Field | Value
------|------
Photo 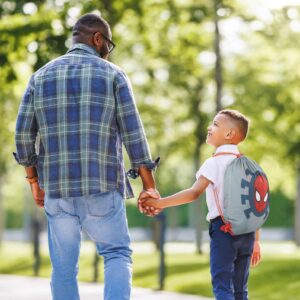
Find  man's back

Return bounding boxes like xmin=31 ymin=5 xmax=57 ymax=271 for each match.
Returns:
xmin=15 ymin=43 xmax=152 ymax=198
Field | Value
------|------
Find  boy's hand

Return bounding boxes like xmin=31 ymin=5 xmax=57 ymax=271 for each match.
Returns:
xmin=251 ymin=241 xmax=262 ymax=267
xmin=143 ymin=197 xmax=162 ymax=209
xmin=30 ymin=182 xmax=45 ymax=208
xmin=138 ymin=189 xmax=162 ymax=216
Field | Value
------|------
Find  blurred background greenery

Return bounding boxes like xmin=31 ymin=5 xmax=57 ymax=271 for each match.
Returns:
xmin=0 ymin=0 xmax=299 ymax=298
xmin=0 ymin=0 xmax=299 ymax=233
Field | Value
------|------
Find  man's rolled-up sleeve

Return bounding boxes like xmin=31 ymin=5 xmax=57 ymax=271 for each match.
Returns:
xmin=114 ymin=70 xmax=154 ymax=170
xmin=14 ymin=76 xmax=38 ymax=167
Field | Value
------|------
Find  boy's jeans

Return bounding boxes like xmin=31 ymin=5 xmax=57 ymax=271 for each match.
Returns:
xmin=209 ymin=217 xmax=255 ymax=300
xmin=44 ymin=190 xmax=132 ymax=300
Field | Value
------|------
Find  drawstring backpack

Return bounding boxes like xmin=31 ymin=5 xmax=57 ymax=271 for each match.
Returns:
xmin=213 ymin=152 xmax=270 ymax=235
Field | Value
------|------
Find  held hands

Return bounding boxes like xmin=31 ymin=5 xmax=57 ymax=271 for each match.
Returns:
xmin=138 ymin=188 xmax=163 ymax=217
xmin=251 ymin=241 xmax=262 ymax=267
xmin=30 ymin=182 xmax=45 ymax=208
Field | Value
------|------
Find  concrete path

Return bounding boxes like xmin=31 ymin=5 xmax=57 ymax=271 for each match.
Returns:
xmin=0 ymin=275 xmax=213 ymax=300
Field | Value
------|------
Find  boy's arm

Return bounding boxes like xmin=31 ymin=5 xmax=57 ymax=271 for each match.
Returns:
xmin=251 ymin=230 xmax=262 ymax=267
xmin=143 ymin=176 xmax=211 ymax=209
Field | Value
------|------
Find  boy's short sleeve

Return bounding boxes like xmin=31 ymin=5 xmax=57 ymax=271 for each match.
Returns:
xmin=196 ymin=157 xmax=217 ymax=184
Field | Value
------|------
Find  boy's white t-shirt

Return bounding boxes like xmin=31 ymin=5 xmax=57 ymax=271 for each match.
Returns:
xmin=196 ymin=144 xmax=240 ymax=221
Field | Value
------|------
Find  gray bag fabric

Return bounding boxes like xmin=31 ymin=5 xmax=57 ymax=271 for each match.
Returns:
xmin=215 ymin=155 xmax=270 ymax=235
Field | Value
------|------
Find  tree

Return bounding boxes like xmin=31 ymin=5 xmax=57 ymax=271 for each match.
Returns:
xmin=213 ymin=0 xmax=223 ymax=112
xmin=224 ymin=3 xmax=300 ymax=242
xmin=0 ymin=0 xmax=298 ymax=251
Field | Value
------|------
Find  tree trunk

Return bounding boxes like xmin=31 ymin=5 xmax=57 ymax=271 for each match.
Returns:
xmin=214 ymin=0 xmax=223 ymax=112
xmin=295 ymin=162 xmax=300 ymax=246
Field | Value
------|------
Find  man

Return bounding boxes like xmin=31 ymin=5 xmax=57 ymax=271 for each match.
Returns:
xmin=15 ymin=13 xmax=160 ymax=300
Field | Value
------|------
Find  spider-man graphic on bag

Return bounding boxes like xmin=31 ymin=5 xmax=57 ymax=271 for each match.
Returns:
xmin=242 ymin=171 xmax=269 ymax=219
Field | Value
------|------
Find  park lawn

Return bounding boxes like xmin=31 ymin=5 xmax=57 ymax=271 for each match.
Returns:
xmin=0 ymin=241 xmax=300 ymax=300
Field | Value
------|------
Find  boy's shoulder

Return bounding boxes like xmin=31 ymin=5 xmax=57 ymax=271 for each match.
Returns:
xmin=202 ymin=156 xmax=218 ymax=168
xmin=202 ymin=153 xmax=232 ymax=166
xmin=196 ymin=156 xmax=218 ymax=181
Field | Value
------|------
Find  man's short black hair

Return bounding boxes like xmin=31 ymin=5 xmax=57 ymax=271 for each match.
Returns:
xmin=72 ymin=13 xmax=110 ymax=36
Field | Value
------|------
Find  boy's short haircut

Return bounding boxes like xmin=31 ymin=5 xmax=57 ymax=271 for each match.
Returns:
xmin=218 ymin=109 xmax=250 ymax=141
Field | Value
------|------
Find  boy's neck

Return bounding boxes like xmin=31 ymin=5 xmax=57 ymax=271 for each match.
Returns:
xmin=215 ymin=144 xmax=239 ymax=153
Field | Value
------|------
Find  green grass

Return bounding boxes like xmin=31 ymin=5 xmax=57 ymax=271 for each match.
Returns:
xmin=0 ymin=241 xmax=300 ymax=300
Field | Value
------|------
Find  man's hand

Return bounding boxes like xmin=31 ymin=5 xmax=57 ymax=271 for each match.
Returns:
xmin=251 ymin=241 xmax=262 ymax=267
xmin=143 ymin=197 xmax=162 ymax=209
xmin=138 ymin=188 xmax=162 ymax=217
xmin=30 ymin=182 xmax=45 ymax=208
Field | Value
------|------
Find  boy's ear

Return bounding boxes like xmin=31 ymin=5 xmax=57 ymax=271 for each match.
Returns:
xmin=225 ymin=128 xmax=236 ymax=140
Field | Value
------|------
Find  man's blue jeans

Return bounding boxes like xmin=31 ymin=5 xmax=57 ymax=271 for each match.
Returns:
xmin=44 ymin=190 xmax=132 ymax=300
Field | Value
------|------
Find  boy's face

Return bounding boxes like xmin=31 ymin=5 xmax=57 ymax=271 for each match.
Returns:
xmin=206 ymin=114 xmax=235 ymax=148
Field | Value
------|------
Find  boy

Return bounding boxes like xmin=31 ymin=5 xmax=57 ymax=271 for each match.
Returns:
xmin=141 ymin=109 xmax=261 ymax=300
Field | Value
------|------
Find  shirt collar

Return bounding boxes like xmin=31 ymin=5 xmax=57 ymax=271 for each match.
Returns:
xmin=67 ymin=43 xmax=100 ymax=57
xmin=215 ymin=144 xmax=239 ymax=154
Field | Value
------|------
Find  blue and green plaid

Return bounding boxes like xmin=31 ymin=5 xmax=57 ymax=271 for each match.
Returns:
xmin=15 ymin=43 xmax=153 ymax=199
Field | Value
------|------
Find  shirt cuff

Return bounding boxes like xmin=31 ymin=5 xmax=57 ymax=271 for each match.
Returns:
xmin=127 ymin=157 xmax=160 ymax=179
xmin=13 ymin=152 xmax=38 ymax=167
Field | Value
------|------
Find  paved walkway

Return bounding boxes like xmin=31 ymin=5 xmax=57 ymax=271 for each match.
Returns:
xmin=0 ymin=275 xmax=213 ymax=300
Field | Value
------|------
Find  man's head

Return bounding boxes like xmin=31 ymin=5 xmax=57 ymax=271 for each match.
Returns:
xmin=72 ymin=13 xmax=115 ymax=59
xmin=206 ymin=109 xmax=249 ymax=148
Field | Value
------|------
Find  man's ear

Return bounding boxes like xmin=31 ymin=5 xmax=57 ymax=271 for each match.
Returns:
xmin=92 ymin=32 xmax=103 ymax=48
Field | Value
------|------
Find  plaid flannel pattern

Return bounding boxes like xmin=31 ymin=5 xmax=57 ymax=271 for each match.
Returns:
xmin=15 ymin=43 xmax=153 ymax=199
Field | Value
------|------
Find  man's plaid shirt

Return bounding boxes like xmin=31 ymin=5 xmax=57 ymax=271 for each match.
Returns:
xmin=15 ymin=43 xmax=154 ymax=199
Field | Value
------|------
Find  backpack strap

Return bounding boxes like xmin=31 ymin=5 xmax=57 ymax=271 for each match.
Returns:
xmin=213 ymin=152 xmax=243 ymax=158
xmin=212 ymin=188 xmax=233 ymax=235
xmin=211 ymin=151 xmax=242 ymax=235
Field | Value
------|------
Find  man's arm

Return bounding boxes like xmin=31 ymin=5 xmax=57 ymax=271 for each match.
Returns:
xmin=114 ymin=71 xmax=154 ymax=169
xmin=14 ymin=76 xmax=44 ymax=207
xmin=137 ymin=165 xmax=161 ymax=216
xmin=25 ymin=166 xmax=45 ymax=207
xmin=15 ymin=76 xmax=38 ymax=167
xmin=114 ymin=71 xmax=160 ymax=215
xmin=25 ymin=166 xmax=38 ymax=179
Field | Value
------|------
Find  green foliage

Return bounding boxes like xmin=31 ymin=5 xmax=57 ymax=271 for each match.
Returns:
xmin=5 ymin=210 xmax=23 ymax=229
xmin=127 ymin=202 xmax=191 ymax=228
xmin=265 ymin=189 xmax=294 ymax=228
xmin=126 ymin=203 xmax=152 ymax=228
xmin=0 ymin=0 xmax=298 ymax=229
xmin=227 ymin=5 xmax=300 ymax=164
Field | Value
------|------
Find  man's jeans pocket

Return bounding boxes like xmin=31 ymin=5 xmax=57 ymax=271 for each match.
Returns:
xmin=45 ymin=197 xmax=76 ymax=217
xmin=86 ymin=190 xmax=116 ymax=217
xmin=44 ymin=198 xmax=61 ymax=217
